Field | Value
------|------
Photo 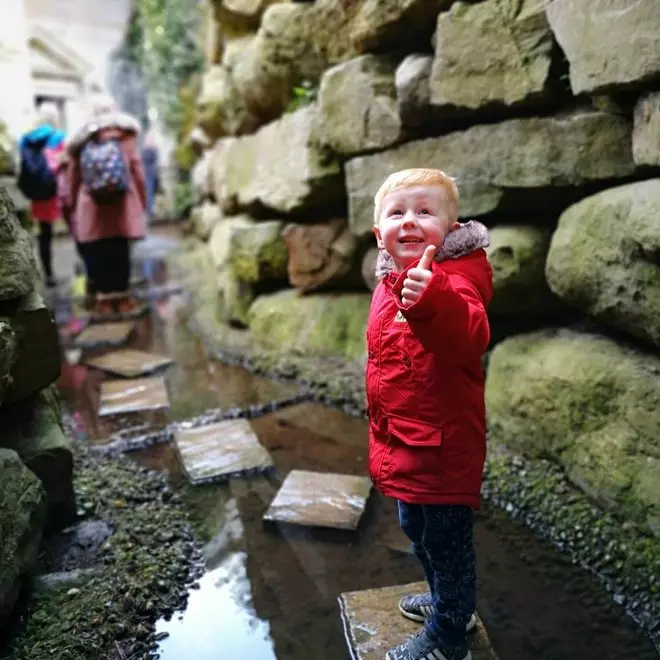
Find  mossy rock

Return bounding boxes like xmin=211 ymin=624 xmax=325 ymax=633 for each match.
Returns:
xmin=229 ymin=220 xmax=288 ymax=283
xmin=487 ymin=225 xmax=563 ymax=316
xmin=546 ymin=179 xmax=660 ymax=348
xmin=247 ymin=289 xmax=370 ymax=359
xmin=486 ymin=328 xmax=660 ymax=536
xmin=0 ymin=447 xmax=46 ymax=622
xmin=0 ymin=291 xmax=61 ymax=405
xmin=0 ymin=320 xmax=16 ymax=407
xmin=0 ymin=386 xmax=75 ymax=531
xmin=0 ymin=187 xmax=38 ymax=300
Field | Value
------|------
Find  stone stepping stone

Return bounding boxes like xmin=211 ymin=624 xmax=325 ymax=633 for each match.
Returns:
xmin=99 ymin=376 xmax=170 ymax=417
xmin=174 ymin=418 xmax=274 ymax=485
xmin=263 ymin=470 xmax=372 ymax=531
xmin=86 ymin=349 xmax=174 ymax=378
xmin=73 ymin=321 xmax=134 ymax=348
xmin=339 ymin=581 xmax=499 ymax=660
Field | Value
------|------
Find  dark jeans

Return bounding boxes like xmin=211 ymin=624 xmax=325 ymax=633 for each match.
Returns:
xmin=80 ymin=237 xmax=130 ymax=294
xmin=38 ymin=222 xmax=53 ymax=279
xmin=398 ymin=501 xmax=476 ymax=652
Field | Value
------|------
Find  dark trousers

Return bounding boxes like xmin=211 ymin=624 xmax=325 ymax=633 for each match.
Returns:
xmin=398 ymin=502 xmax=476 ymax=651
xmin=38 ymin=221 xmax=53 ymax=279
xmin=80 ymin=237 xmax=130 ymax=294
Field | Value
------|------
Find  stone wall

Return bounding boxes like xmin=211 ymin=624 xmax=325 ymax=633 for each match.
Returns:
xmin=185 ymin=0 xmax=660 ymax=535
xmin=0 ymin=186 xmax=74 ymax=625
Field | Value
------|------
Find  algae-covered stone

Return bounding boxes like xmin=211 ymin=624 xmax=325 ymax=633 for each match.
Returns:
xmin=0 ymin=448 xmax=45 ymax=622
xmin=431 ymin=0 xmax=555 ymax=109
xmin=0 ymin=320 xmax=16 ymax=407
xmin=346 ymin=110 xmax=634 ymax=236
xmin=487 ymin=225 xmax=561 ymax=316
xmin=0 ymin=187 xmax=38 ymax=300
xmin=248 ymin=289 xmax=370 ymax=358
xmin=486 ymin=329 xmax=660 ymax=536
xmin=221 ymin=270 xmax=255 ymax=326
xmin=633 ymin=92 xmax=660 ymax=167
xmin=208 ymin=215 xmax=254 ymax=272
xmin=546 ymin=0 xmax=660 ymax=94
xmin=0 ymin=291 xmax=61 ymax=405
xmin=315 ymin=54 xmax=402 ymax=156
xmin=229 ymin=220 xmax=288 ymax=283
xmin=1 ymin=385 xmax=75 ymax=530
xmin=546 ymin=180 xmax=660 ymax=348
xmin=225 ymin=106 xmax=344 ymax=215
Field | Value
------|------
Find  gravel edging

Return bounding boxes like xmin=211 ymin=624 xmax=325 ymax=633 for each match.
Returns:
xmin=4 ymin=437 xmax=204 ymax=660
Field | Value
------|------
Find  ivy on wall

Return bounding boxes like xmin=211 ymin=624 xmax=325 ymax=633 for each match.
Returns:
xmin=127 ymin=0 xmax=204 ymax=133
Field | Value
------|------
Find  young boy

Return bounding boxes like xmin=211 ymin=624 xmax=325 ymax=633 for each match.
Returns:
xmin=366 ymin=169 xmax=493 ymax=660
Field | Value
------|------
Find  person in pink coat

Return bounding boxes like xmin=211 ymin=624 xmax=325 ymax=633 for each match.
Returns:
xmin=67 ymin=95 xmax=147 ymax=315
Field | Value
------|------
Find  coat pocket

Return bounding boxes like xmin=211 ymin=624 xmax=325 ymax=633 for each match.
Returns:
xmin=387 ymin=413 xmax=442 ymax=447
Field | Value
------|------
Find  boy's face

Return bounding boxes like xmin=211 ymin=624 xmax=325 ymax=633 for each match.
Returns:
xmin=374 ymin=185 xmax=458 ymax=271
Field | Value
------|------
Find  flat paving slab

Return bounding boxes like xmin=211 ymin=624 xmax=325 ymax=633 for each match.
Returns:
xmin=74 ymin=321 xmax=134 ymax=348
xmin=86 ymin=348 xmax=174 ymax=378
xmin=339 ymin=581 xmax=499 ymax=660
xmin=174 ymin=418 xmax=274 ymax=485
xmin=263 ymin=470 xmax=372 ymax=531
xmin=99 ymin=376 xmax=170 ymax=417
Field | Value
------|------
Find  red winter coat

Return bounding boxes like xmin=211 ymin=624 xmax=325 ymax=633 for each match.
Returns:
xmin=366 ymin=221 xmax=493 ymax=508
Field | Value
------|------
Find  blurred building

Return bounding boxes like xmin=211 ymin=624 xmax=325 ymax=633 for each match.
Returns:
xmin=0 ymin=0 xmax=133 ymax=139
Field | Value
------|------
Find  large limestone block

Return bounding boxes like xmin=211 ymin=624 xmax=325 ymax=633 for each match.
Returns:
xmin=431 ymin=0 xmax=555 ymax=109
xmin=395 ymin=54 xmax=434 ymax=130
xmin=209 ymin=215 xmax=254 ymax=271
xmin=0 ymin=321 xmax=16 ymax=407
xmin=211 ymin=0 xmax=286 ymax=30
xmin=209 ymin=137 xmax=239 ymax=213
xmin=224 ymin=106 xmax=344 ymax=215
xmin=486 ymin=329 xmax=660 ymax=536
xmin=346 ymin=110 xmax=634 ymax=236
xmin=487 ymin=226 xmax=561 ymax=316
xmin=1 ymin=386 xmax=75 ymax=530
xmin=229 ymin=220 xmax=288 ymax=283
xmin=350 ymin=0 xmax=454 ymax=51
xmin=0 ymin=448 xmax=45 ymax=622
xmin=248 ymin=289 xmax=371 ymax=358
xmin=0 ymin=292 xmax=61 ymax=405
xmin=633 ymin=92 xmax=660 ymax=167
xmin=282 ymin=219 xmax=359 ymax=293
xmin=546 ymin=180 xmax=660 ymax=348
xmin=191 ymin=201 xmax=222 ymax=241
xmin=0 ymin=188 xmax=38 ymax=300
xmin=546 ymin=0 xmax=660 ymax=94
xmin=315 ymin=55 xmax=402 ymax=157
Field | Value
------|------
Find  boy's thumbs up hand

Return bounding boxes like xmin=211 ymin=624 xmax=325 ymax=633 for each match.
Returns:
xmin=401 ymin=245 xmax=436 ymax=308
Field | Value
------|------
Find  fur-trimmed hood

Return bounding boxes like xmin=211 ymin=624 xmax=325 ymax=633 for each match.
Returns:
xmin=375 ymin=220 xmax=490 ymax=278
xmin=68 ymin=112 xmax=141 ymax=153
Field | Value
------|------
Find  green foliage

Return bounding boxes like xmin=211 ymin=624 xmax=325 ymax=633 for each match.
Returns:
xmin=173 ymin=181 xmax=194 ymax=219
xmin=285 ymin=80 xmax=318 ymax=113
xmin=130 ymin=0 xmax=204 ymax=132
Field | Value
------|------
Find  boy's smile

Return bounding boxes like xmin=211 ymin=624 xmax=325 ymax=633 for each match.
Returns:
xmin=374 ymin=185 xmax=458 ymax=271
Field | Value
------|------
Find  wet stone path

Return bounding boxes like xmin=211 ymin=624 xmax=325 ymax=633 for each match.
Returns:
xmin=43 ymin=233 xmax=659 ymax=660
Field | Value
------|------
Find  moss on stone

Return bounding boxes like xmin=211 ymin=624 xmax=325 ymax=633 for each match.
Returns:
xmin=486 ymin=328 xmax=660 ymax=536
xmin=229 ymin=220 xmax=288 ymax=283
xmin=247 ymin=289 xmax=370 ymax=359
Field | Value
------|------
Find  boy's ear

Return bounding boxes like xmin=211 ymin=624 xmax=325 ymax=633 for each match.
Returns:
xmin=448 ymin=221 xmax=460 ymax=233
xmin=373 ymin=224 xmax=385 ymax=249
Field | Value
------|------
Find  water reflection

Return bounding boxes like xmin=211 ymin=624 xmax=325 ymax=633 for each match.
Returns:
xmin=156 ymin=551 xmax=277 ymax=660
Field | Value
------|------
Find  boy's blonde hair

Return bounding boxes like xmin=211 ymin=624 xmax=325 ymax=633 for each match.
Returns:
xmin=374 ymin=168 xmax=459 ymax=225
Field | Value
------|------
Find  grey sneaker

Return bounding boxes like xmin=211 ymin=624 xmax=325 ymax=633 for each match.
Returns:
xmin=398 ymin=593 xmax=477 ymax=632
xmin=385 ymin=627 xmax=471 ymax=660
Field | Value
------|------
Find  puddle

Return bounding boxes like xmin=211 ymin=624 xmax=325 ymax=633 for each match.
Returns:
xmin=155 ymin=552 xmax=276 ymax=660
xmin=52 ymin=243 xmax=658 ymax=660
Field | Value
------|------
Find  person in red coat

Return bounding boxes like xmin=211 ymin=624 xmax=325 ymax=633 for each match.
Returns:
xmin=366 ymin=169 xmax=493 ymax=660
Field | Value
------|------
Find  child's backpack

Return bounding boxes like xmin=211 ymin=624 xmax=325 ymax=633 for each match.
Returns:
xmin=79 ymin=137 xmax=129 ymax=203
xmin=17 ymin=138 xmax=57 ymax=201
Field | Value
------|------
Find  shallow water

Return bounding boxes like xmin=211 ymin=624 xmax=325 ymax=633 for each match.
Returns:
xmin=54 ymin=246 xmax=657 ymax=660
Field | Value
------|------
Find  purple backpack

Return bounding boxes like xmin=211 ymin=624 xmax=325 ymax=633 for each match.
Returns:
xmin=80 ymin=138 xmax=129 ymax=203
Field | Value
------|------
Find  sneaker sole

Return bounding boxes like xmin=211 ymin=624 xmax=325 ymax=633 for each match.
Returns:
xmin=386 ymin=650 xmax=472 ymax=660
xmin=398 ymin=604 xmax=477 ymax=632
